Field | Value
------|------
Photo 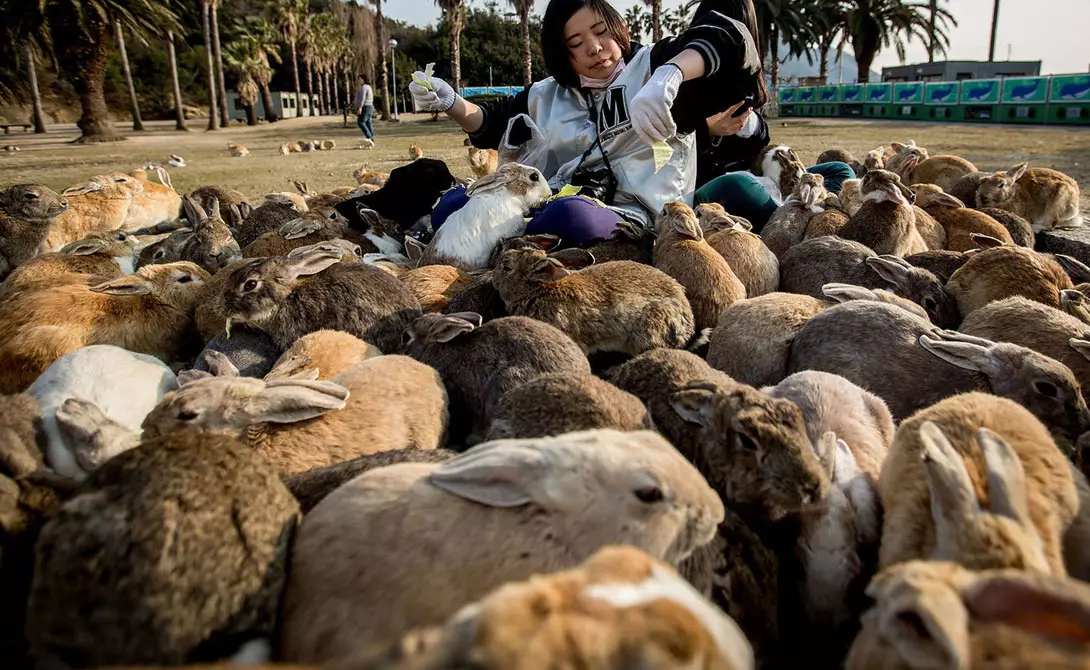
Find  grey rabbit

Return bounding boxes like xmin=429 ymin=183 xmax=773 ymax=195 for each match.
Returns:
xmin=220 ymin=242 xmax=422 ymax=353
xmin=25 ymin=431 xmax=300 ymax=667
xmin=234 ymin=201 xmax=299 ymax=248
xmin=179 ymin=195 xmax=241 ymax=274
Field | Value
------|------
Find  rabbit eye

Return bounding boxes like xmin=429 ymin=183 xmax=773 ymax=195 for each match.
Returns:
xmin=243 ymin=279 xmax=260 ymax=292
xmin=177 ymin=409 xmax=199 ymax=421
xmin=734 ymin=432 xmax=759 ymax=452
xmin=328 ymin=211 xmax=338 ymax=220
xmin=1034 ymin=381 xmax=1059 ymax=399
xmin=177 ymin=274 xmax=193 ymax=284
xmin=923 ymin=297 xmax=937 ymax=313
xmin=529 ymin=173 xmax=540 ymax=182
xmin=633 ymin=486 xmax=665 ymax=504
xmin=153 ymin=249 xmax=166 ymax=260
xmin=401 ymin=331 xmax=414 ymax=345
xmin=24 ymin=192 xmax=40 ymax=200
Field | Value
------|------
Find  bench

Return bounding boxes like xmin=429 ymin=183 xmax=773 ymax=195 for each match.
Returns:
xmin=1 ymin=123 xmax=32 ymax=134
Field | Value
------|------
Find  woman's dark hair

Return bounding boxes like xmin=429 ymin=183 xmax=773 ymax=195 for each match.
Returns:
xmin=541 ymin=0 xmax=631 ymax=89
xmin=691 ymin=0 xmax=769 ymax=107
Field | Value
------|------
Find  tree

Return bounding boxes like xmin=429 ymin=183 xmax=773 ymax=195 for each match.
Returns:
xmin=167 ymin=31 xmax=188 ymax=130
xmin=508 ymin=0 xmax=533 ymax=86
xmin=436 ymin=0 xmax=466 ymax=93
xmin=813 ymin=0 xmax=849 ymax=80
xmin=224 ymin=37 xmax=261 ymax=125
xmin=843 ymin=0 xmax=953 ymax=83
xmin=201 ymin=0 xmax=219 ymax=129
xmin=23 ymin=42 xmax=48 ymax=133
xmin=239 ymin=18 xmax=282 ymax=122
xmin=370 ymin=0 xmax=392 ymax=120
xmin=209 ymin=0 xmax=231 ymax=127
xmin=7 ymin=0 xmax=179 ymax=143
xmin=643 ymin=0 xmax=662 ymax=42
xmin=661 ymin=8 xmax=687 ymax=37
xmin=753 ymin=0 xmax=818 ymax=88
xmin=115 ymin=21 xmax=145 ymax=131
xmin=988 ymin=0 xmax=999 ymax=61
xmin=271 ymin=0 xmax=307 ymax=117
xmin=623 ymin=6 xmax=647 ymax=43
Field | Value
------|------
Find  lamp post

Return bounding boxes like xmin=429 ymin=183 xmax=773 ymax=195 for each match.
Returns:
xmin=389 ymin=38 xmax=399 ymax=119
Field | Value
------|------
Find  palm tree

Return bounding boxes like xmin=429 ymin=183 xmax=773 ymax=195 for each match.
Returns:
xmin=242 ymin=18 xmax=283 ymax=122
xmin=987 ymin=0 xmax=999 ymax=61
xmin=201 ymin=0 xmax=220 ymax=129
xmin=643 ymin=0 xmax=662 ymax=42
xmin=754 ymin=0 xmax=817 ymax=88
xmin=813 ymin=0 xmax=848 ymax=80
xmin=370 ymin=0 xmax=391 ymax=120
xmin=225 ymin=38 xmax=262 ymax=125
xmin=843 ymin=0 xmax=953 ymax=83
xmin=210 ymin=0 xmax=231 ymax=127
xmin=623 ymin=6 xmax=646 ymax=43
xmin=508 ymin=0 xmax=533 ymax=86
xmin=115 ymin=21 xmax=145 ymax=131
xmin=8 ymin=0 xmax=179 ymax=143
xmin=271 ymin=0 xmax=307 ymax=117
xmin=167 ymin=31 xmax=188 ymax=130
xmin=436 ymin=0 xmax=465 ymax=93
xmin=23 ymin=42 xmax=48 ymax=134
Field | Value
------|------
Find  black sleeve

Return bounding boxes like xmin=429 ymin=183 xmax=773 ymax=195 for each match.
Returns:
xmin=695 ymin=112 xmax=771 ymax=188
xmin=466 ymin=88 xmax=531 ymax=150
xmin=648 ymin=11 xmax=764 ymax=135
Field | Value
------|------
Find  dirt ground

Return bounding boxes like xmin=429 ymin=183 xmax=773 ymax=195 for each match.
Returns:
xmin=2 ymin=114 xmax=1089 ymax=211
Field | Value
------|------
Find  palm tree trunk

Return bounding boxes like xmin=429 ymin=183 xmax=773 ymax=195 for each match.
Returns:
xmin=853 ymin=19 xmax=881 ymax=84
xmin=260 ymin=83 xmax=277 ymax=122
xmin=332 ymin=66 xmax=341 ymax=114
xmin=244 ymin=100 xmax=258 ymax=125
xmin=819 ymin=32 xmax=833 ymax=81
xmin=56 ymin=19 xmax=121 ymax=143
xmin=375 ymin=0 xmax=391 ymax=120
xmin=201 ymin=1 xmax=219 ymax=130
xmin=115 ymin=22 xmax=145 ymax=132
xmin=323 ymin=70 xmax=332 ymax=114
xmin=316 ymin=69 xmax=326 ymax=115
xmin=290 ymin=38 xmax=302 ymax=117
xmin=306 ymin=59 xmax=315 ymax=116
xmin=651 ymin=0 xmax=662 ymax=42
xmin=450 ymin=11 xmax=464 ymax=93
xmin=928 ymin=0 xmax=937 ymax=62
xmin=167 ymin=32 xmax=188 ymax=131
xmin=24 ymin=42 xmax=47 ymax=134
xmin=211 ymin=2 xmax=231 ymax=127
xmin=769 ymin=27 xmax=780 ymax=88
xmin=988 ymin=0 xmax=1000 ymax=61
xmin=519 ymin=4 xmax=532 ymax=85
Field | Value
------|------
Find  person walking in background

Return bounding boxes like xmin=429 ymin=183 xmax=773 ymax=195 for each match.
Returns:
xmin=355 ymin=74 xmax=375 ymax=141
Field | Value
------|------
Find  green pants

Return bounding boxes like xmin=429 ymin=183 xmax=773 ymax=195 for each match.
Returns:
xmin=693 ymin=161 xmax=856 ymax=232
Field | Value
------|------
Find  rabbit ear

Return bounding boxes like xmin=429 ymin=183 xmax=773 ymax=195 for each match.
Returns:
xmin=670 ymin=386 xmax=719 ymax=428
xmin=918 ymin=334 xmax=1001 ymax=378
xmin=280 ymin=246 xmax=343 ymax=280
xmin=875 ymin=577 xmax=970 ymax=670
xmin=238 ymin=201 xmax=253 ymax=220
xmin=612 ymin=220 xmax=646 ymax=240
xmin=55 ymin=398 xmax=138 ymax=472
xmin=866 ymin=255 xmax=911 ymax=288
xmin=178 ymin=369 xmax=214 ymax=386
xmin=977 ymin=428 xmax=1033 ymax=528
xmin=968 ymin=233 xmax=1006 ymax=250
xmin=182 ymin=196 xmax=209 ymax=226
xmin=890 ymin=142 xmax=906 ymax=152
xmin=466 ymin=169 xmax=512 ymax=197
xmin=963 ymin=572 xmax=1090 ymax=645
xmin=1070 ymin=338 xmax=1090 ymax=363
xmin=920 ymin=421 xmax=979 ymax=536
xmin=821 ymin=283 xmax=878 ymax=304
xmin=61 ymin=239 xmax=109 ymax=256
xmin=280 ymin=217 xmax=322 ymax=240
xmin=816 ymin=431 xmax=838 ymax=479
xmin=90 ymin=274 xmax=154 ymax=296
xmin=423 ymin=313 xmax=480 ymax=343
xmin=428 ymin=441 xmax=548 ymax=508
xmin=549 ymin=248 xmax=595 ymax=268
xmin=195 ymin=349 xmax=240 ymax=378
xmin=242 ymin=379 xmax=349 ymax=424
xmin=227 ymin=203 xmax=244 ymax=227
xmin=1055 ymin=255 xmax=1090 ymax=284
xmin=519 ymin=234 xmax=561 ymax=250
xmin=530 ymin=257 xmax=570 ymax=282
xmin=404 ymin=236 xmax=426 ymax=263
xmin=670 ymin=212 xmax=704 ymax=240
xmin=1007 ymin=163 xmax=1029 ymax=182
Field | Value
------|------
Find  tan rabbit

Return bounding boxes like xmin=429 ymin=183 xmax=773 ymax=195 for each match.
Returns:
xmin=653 ymin=201 xmax=746 ymax=331
xmin=409 ymin=144 xmax=423 ymax=161
xmin=493 ymin=247 xmax=696 ymax=355
xmin=265 ymin=330 xmax=382 ymax=381
xmin=838 ymin=169 xmax=926 ymax=257
xmin=879 ymin=393 xmax=1078 ymax=575
xmin=467 ymin=146 xmax=499 ymax=178
xmin=978 ymin=163 xmax=1082 ymax=232
xmin=883 ymin=140 xmax=929 ymax=175
xmin=946 ymin=245 xmax=1073 ymax=317
xmin=400 ymin=264 xmax=473 ymax=312
xmin=762 ymin=172 xmax=828 ymax=258
xmin=912 ymin=183 xmax=1014 ymax=252
xmin=227 ymin=143 xmax=249 ymax=157
xmin=0 ymin=184 xmax=69 ymax=280
xmin=1 ymin=229 xmax=137 ymax=292
xmin=862 ymin=147 xmax=884 ymax=175
xmin=904 ymin=155 xmax=978 ymax=192
xmin=698 ymin=206 xmax=780 ymax=297
xmin=353 ymin=167 xmax=388 ymax=186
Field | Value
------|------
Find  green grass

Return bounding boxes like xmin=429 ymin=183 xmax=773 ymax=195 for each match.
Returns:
xmin=2 ymin=114 xmax=1089 ymax=211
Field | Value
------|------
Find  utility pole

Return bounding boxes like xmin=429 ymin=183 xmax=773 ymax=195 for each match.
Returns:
xmin=988 ymin=0 xmax=1001 ymax=62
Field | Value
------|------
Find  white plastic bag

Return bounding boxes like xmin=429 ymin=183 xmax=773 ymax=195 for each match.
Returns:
xmin=498 ymin=114 xmax=550 ymax=174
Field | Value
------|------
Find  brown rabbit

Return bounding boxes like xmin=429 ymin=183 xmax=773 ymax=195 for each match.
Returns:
xmin=234 ymin=202 xmax=300 ymax=248
xmin=584 ymin=220 xmax=655 ymax=264
xmin=242 ymin=207 xmax=374 ymax=259
xmin=178 ymin=196 xmax=241 ymax=274
xmin=653 ymin=202 xmax=746 ymax=331
xmin=818 ymin=148 xmax=862 ymax=176
xmin=838 ymin=170 xmax=926 ymax=256
xmin=467 ymin=146 xmax=499 ymax=178
xmin=762 ymin=172 xmax=828 ymax=258
xmin=912 ymin=184 xmax=1014 ymax=252
xmin=883 ymin=140 xmax=929 ymax=175
xmin=493 ymin=247 xmax=696 ymax=355
xmin=2 ymin=229 xmax=137 ymax=293
xmin=400 ymin=265 xmax=473 ymax=313
xmin=409 ymin=144 xmax=423 ymax=161
xmin=946 ymin=245 xmax=1073 ymax=317
xmin=903 ymin=155 xmax=977 ymax=192
xmin=977 ymin=163 xmax=1082 ymax=232
xmin=697 ymin=205 xmax=780 ymax=297
xmin=0 ymin=184 xmax=68 ymax=280
xmin=220 ymin=242 xmax=422 ymax=353
xmin=978 ymin=207 xmax=1035 ymax=247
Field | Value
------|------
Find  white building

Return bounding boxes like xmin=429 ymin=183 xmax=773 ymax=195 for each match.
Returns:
xmin=225 ymin=91 xmax=324 ymax=121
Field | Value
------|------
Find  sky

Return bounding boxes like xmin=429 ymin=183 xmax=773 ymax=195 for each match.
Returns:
xmin=378 ymin=0 xmax=1089 ymax=77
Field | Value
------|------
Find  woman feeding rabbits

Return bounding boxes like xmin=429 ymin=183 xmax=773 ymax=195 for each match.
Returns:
xmin=414 ymin=0 xmax=810 ymax=246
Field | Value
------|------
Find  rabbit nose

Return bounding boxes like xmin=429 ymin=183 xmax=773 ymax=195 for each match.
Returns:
xmin=60 ymin=199 xmax=69 ymax=208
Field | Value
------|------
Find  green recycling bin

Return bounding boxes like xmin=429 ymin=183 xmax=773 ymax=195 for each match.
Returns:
xmin=892 ymin=82 xmax=925 ymax=120
xmin=1048 ymin=74 xmax=1090 ymax=125
xmin=924 ymin=81 xmax=963 ymax=121
xmin=817 ymin=85 xmax=839 ymax=116
xmin=778 ymin=87 xmax=797 ymax=117
xmin=999 ymin=76 xmax=1048 ymax=124
xmin=960 ymin=79 xmax=1001 ymax=122
xmin=796 ymin=87 xmax=817 ymax=116
xmin=863 ymin=83 xmax=892 ymax=118
xmin=838 ymin=84 xmax=865 ymax=117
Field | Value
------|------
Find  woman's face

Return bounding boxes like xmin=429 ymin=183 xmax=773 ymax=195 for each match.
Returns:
xmin=564 ymin=8 xmax=624 ymax=80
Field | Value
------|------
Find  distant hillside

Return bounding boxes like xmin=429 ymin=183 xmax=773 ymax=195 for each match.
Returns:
xmin=776 ymin=45 xmax=880 ymax=84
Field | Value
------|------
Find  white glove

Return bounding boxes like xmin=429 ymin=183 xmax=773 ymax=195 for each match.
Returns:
xmin=630 ymin=64 xmax=684 ymax=146
xmin=409 ymin=74 xmax=458 ymax=113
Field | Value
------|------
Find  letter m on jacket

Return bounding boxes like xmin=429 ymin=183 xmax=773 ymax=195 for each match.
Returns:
xmin=598 ymin=87 xmax=630 ymax=132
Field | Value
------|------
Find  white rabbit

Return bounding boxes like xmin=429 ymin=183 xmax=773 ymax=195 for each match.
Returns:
xmin=419 ymin=162 xmax=553 ymax=271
